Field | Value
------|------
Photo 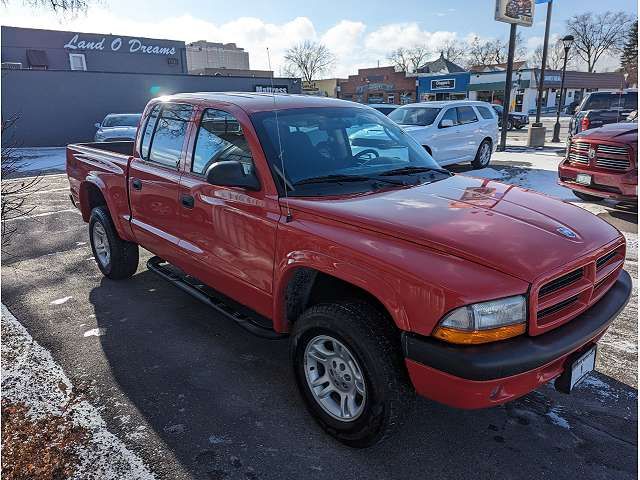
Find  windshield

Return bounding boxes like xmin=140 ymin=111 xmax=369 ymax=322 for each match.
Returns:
xmin=102 ymin=114 xmax=141 ymax=127
xmin=251 ymin=107 xmax=444 ymax=196
xmin=582 ymin=92 xmax=638 ymax=111
xmin=388 ymin=107 xmax=441 ymax=126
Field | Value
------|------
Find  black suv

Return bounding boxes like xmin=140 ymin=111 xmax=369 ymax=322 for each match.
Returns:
xmin=492 ymin=104 xmax=529 ymax=130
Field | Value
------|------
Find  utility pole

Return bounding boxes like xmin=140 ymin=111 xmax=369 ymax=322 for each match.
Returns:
xmin=498 ymin=23 xmax=517 ymax=152
xmin=527 ymin=0 xmax=552 ymax=147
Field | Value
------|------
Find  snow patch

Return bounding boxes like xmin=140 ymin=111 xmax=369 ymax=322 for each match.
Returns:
xmin=1 ymin=304 xmax=157 ymax=479
xmin=50 ymin=296 xmax=72 ymax=305
xmin=83 ymin=328 xmax=106 ymax=338
xmin=546 ymin=407 xmax=570 ymax=429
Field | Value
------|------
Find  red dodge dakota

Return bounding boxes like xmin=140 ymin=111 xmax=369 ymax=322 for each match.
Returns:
xmin=67 ymin=93 xmax=632 ymax=447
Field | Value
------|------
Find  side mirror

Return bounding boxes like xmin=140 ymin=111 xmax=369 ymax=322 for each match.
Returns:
xmin=206 ymin=161 xmax=260 ymax=190
xmin=440 ymin=119 xmax=454 ymax=128
xmin=94 ymin=122 xmax=101 ymax=129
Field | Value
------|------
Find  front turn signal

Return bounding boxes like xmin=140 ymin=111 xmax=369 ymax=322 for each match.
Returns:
xmin=432 ymin=323 xmax=526 ymax=345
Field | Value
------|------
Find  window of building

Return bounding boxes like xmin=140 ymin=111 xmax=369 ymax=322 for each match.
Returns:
xmin=476 ymin=106 xmax=495 ymax=120
xmin=439 ymin=108 xmax=458 ymax=127
xmin=192 ymin=109 xmax=254 ymax=175
xmin=69 ymin=53 xmax=87 ymax=71
xmin=457 ymin=106 xmax=478 ymax=124
xmin=27 ymin=49 xmax=48 ymax=70
xmin=148 ymin=104 xmax=193 ymax=168
xmin=387 ymin=94 xmax=396 ymax=104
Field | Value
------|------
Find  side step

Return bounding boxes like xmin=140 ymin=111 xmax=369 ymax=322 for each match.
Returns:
xmin=147 ymin=256 xmax=286 ymax=340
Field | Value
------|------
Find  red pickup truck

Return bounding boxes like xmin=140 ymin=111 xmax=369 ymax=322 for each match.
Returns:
xmin=559 ymin=122 xmax=638 ymax=203
xmin=67 ymin=93 xmax=631 ymax=447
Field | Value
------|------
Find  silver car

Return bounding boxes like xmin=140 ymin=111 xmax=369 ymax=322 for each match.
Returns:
xmin=94 ymin=113 xmax=142 ymax=142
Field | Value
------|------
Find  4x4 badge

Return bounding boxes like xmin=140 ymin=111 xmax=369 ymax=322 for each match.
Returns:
xmin=557 ymin=226 xmax=577 ymax=238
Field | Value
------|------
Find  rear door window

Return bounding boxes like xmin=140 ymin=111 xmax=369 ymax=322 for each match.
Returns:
xmin=476 ymin=106 xmax=495 ymax=120
xmin=457 ymin=106 xmax=478 ymax=124
xmin=140 ymin=105 xmax=161 ymax=159
xmin=148 ymin=104 xmax=194 ymax=168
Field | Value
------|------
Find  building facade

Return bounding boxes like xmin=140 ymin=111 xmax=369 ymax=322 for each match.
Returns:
xmin=468 ymin=69 xmax=625 ymax=113
xmin=417 ymin=73 xmax=471 ymax=101
xmin=1 ymin=25 xmax=188 ymax=74
xmin=186 ymin=41 xmax=250 ymax=73
xmin=302 ymin=78 xmax=345 ymax=97
xmin=339 ymin=67 xmax=416 ymax=105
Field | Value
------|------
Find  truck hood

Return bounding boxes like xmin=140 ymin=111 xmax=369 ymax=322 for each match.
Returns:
xmin=286 ymin=175 xmax=621 ymax=282
xmin=576 ymin=123 xmax=638 ymax=143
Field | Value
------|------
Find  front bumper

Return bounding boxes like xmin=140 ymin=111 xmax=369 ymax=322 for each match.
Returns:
xmin=558 ymin=162 xmax=638 ymax=201
xmin=402 ymin=269 xmax=632 ymax=409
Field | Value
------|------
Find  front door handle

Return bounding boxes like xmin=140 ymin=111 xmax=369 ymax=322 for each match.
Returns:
xmin=181 ymin=194 xmax=195 ymax=209
xmin=131 ymin=178 xmax=142 ymax=190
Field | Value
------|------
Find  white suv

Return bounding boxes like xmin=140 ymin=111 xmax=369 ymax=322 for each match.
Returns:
xmin=388 ymin=101 xmax=499 ymax=168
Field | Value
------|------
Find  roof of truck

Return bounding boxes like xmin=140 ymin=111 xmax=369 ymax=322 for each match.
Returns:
xmin=163 ymin=92 xmax=361 ymax=113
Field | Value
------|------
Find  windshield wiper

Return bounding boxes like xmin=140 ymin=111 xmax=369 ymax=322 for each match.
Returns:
xmin=292 ymin=174 xmax=407 ymax=187
xmin=380 ymin=166 xmax=452 ymax=176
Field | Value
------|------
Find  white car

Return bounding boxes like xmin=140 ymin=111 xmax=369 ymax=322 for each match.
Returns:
xmin=388 ymin=101 xmax=499 ymax=168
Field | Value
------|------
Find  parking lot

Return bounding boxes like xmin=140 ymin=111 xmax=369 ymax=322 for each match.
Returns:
xmin=1 ymin=147 xmax=637 ymax=479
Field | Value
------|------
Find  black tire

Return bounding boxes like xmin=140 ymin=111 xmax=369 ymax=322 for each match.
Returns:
xmin=471 ymin=139 xmax=493 ymax=169
xmin=290 ymin=301 xmax=414 ymax=447
xmin=515 ymin=125 xmax=525 ymax=130
xmin=572 ymin=190 xmax=603 ymax=202
xmin=507 ymin=120 xmax=514 ymax=130
xmin=89 ymin=206 xmax=139 ymax=279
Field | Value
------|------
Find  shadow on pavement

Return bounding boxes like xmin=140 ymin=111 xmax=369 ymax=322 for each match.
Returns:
xmin=89 ymin=270 xmax=638 ymax=480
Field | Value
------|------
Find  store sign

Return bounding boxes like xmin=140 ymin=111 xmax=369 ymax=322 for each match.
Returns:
xmin=355 ymin=82 xmax=394 ymax=94
xmin=431 ymin=78 xmax=456 ymax=90
xmin=63 ymin=34 xmax=177 ymax=55
xmin=255 ymin=85 xmax=288 ymax=93
xmin=495 ymin=0 xmax=535 ymax=27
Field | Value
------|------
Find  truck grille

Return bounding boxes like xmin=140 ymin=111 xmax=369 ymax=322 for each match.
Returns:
xmin=568 ymin=141 xmax=631 ymax=171
xmin=530 ymin=243 xmax=625 ymax=334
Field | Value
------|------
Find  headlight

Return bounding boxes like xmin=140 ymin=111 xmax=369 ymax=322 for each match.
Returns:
xmin=432 ymin=295 xmax=527 ymax=345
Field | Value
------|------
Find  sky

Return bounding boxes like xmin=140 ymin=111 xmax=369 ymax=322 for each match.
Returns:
xmin=1 ymin=0 xmax=637 ymax=76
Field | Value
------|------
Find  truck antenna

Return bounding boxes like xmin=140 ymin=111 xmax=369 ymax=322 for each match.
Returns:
xmin=267 ymin=47 xmax=292 ymax=222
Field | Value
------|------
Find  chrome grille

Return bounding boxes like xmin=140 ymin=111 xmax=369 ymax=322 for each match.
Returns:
xmin=569 ymin=152 xmax=589 ymax=164
xmin=573 ymin=142 xmax=590 ymax=152
xmin=597 ymin=144 xmax=628 ymax=155
xmin=595 ymin=156 xmax=630 ymax=170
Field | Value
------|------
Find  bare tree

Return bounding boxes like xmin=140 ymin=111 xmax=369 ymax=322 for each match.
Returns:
xmin=566 ymin=11 xmax=633 ymax=72
xmin=439 ymin=39 xmax=468 ymax=64
xmin=1 ymin=116 xmax=43 ymax=249
xmin=387 ymin=45 xmax=431 ymax=73
xmin=283 ymin=41 xmax=335 ymax=83
xmin=532 ymin=39 xmax=575 ymax=70
xmin=1 ymin=0 xmax=90 ymax=12
xmin=467 ymin=33 xmax=527 ymax=69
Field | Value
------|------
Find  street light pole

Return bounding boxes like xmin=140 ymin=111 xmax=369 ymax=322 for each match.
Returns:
xmin=498 ymin=23 xmax=518 ymax=152
xmin=552 ymin=35 xmax=574 ymax=143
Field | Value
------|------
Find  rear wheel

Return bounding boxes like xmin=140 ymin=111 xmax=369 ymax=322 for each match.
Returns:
xmin=572 ymin=190 xmax=603 ymax=202
xmin=471 ymin=139 xmax=493 ymax=169
xmin=89 ymin=206 xmax=139 ymax=279
xmin=290 ymin=301 xmax=413 ymax=447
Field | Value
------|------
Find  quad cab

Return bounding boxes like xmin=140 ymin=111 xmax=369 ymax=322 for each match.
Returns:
xmin=67 ymin=93 xmax=631 ymax=447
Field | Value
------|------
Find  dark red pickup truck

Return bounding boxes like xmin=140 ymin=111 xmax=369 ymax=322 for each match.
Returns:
xmin=67 ymin=93 xmax=631 ymax=447
xmin=559 ymin=122 xmax=638 ymax=203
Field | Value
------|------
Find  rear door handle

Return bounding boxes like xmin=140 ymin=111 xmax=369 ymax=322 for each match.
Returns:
xmin=181 ymin=194 xmax=195 ymax=209
xmin=131 ymin=178 xmax=142 ymax=190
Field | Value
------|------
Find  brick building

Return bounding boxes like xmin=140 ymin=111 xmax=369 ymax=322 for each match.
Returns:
xmin=338 ymin=66 xmax=416 ymax=105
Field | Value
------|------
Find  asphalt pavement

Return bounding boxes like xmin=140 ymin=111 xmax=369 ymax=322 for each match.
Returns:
xmin=1 ymin=172 xmax=637 ymax=480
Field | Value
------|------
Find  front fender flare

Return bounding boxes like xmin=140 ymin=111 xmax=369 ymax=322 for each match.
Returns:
xmin=273 ymin=249 xmax=410 ymax=333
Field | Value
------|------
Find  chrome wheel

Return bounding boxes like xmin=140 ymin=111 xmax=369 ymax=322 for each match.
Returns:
xmin=304 ymin=335 xmax=366 ymax=422
xmin=92 ymin=222 xmax=111 ymax=267
xmin=479 ymin=142 xmax=491 ymax=166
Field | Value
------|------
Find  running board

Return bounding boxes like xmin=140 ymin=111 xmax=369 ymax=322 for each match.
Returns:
xmin=147 ymin=256 xmax=286 ymax=340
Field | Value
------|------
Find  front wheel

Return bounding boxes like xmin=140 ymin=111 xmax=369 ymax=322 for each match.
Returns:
xmin=471 ymin=139 xmax=493 ymax=169
xmin=290 ymin=301 xmax=413 ymax=447
xmin=572 ymin=190 xmax=603 ymax=202
xmin=89 ymin=206 xmax=139 ymax=279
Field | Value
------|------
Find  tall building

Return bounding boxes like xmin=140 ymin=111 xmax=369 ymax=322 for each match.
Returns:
xmin=186 ymin=41 xmax=250 ymax=73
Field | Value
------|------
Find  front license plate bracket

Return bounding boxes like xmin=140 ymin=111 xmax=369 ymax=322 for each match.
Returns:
xmin=554 ymin=345 xmax=597 ymax=394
